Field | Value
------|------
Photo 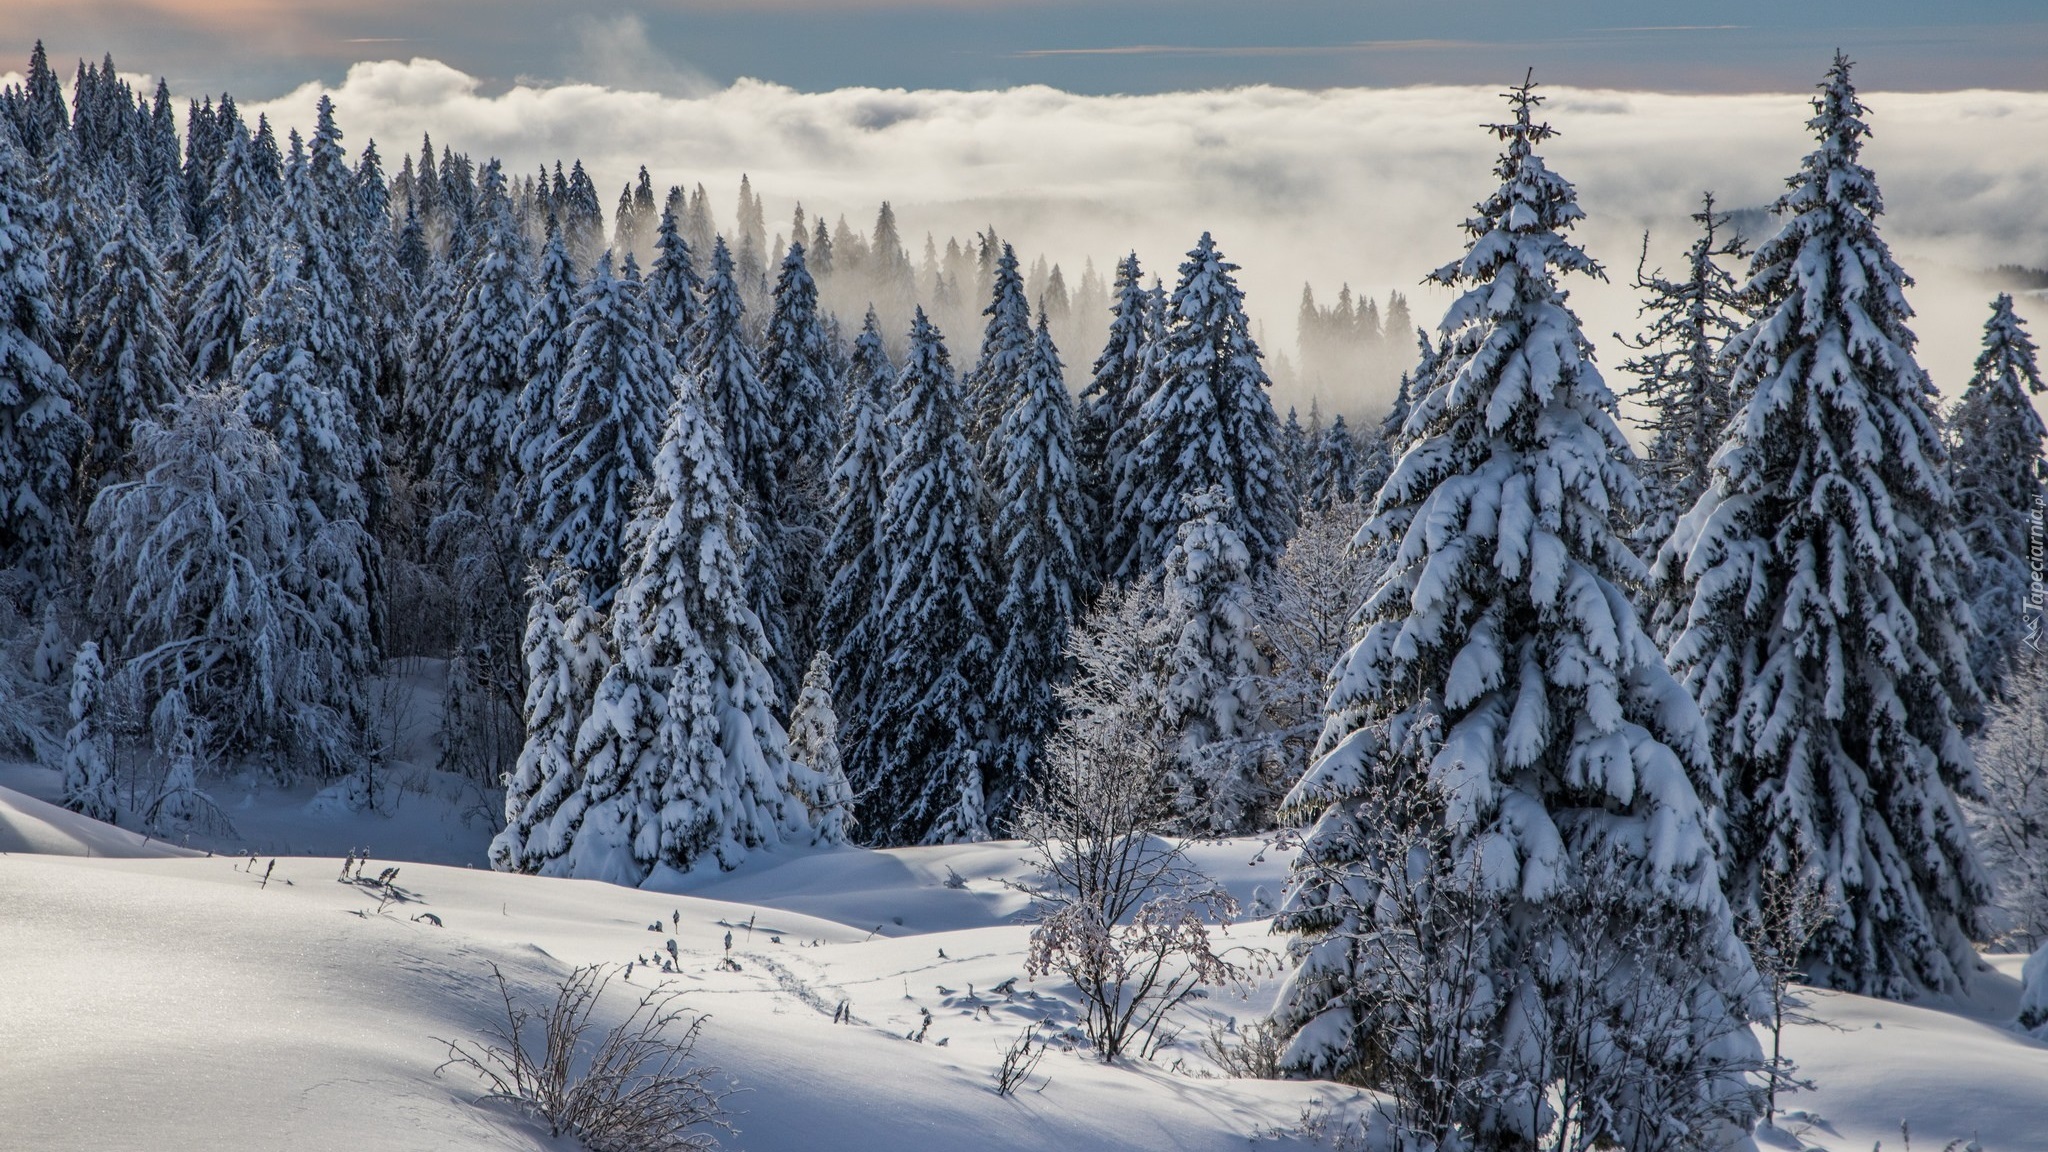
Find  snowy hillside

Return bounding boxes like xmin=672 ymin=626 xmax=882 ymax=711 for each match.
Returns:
xmin=3 ymin=785 xmax=2040 ymax=1152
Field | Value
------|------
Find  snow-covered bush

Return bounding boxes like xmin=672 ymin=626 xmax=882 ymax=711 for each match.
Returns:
xmin=437 ymin=964 xmax=732 ymax=1151
xmin=60 ymin=639 xmax=115 ymax=822
xmin=2018 ymin=946 xmax=2048 ymax=1039
xmin=1967 ymin=657 xmax=2048 ymax=948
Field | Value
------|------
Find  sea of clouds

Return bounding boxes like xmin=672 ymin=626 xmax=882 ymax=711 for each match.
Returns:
xmin=26 ymin=54 xmax=2044 ymax=416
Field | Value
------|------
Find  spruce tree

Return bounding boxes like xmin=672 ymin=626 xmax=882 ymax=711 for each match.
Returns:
xmin=1110 ymin=233 xmax=1293 ymax=581
xmin=1078 ymin=253 xmax=1152 ymax=582
xmin=492 ymin=563 xmax=609 ymax=874
xmin=514 ymin=216 xmax=579 ymax=525
xmin=1273 ymin=80 xmax=1760 ymax=1146
xmin=985 ymin=312 xmax=1086 ymax=826
xmin=819 ymin=310 xmax=895 ymax=778
xmin=1617 ymin=192 xmax=1747 ymax=571
xmin=864 ymin=310 xmax=996 ymax=845
xmin=181 ymin=131 xmax=258 ymax=384
xmin=646 ymin=201 xmax=702 ymax=358
xmin=1300 ymin=412 xmax=1360 ymax=511
xmin=965 ymin=242 xmax=1032 ymax=455
xmin=0 ymin=128 xmax=88 ymax=587
xmin=532 ymin=254 xmax=672 ymax=608
xmin=70 ymin=200 xmax=186 ymax=481
xmin=1155 ymin=488 xmax=1267 ymax=834
xmin=61 ymin=639 xmax=115 ymax=822
xmin=1950 ymin=294 xmax=2046 ymax=702
xmin=1661 ymin=54 xmax=1989 ymax=998
xmin=687 ymin=239 xmax=793 ymax=687
xmin=757 ymin=241 xmax=838 ymax=697
xmin=435 ymin=160 xmax=531 ymax=497
xmin=788 ymin=650 xmax=856 ymax=846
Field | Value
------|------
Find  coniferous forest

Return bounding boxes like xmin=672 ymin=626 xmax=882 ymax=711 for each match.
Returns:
xmin=4 ymin=39 xmax=2048 ymax=1152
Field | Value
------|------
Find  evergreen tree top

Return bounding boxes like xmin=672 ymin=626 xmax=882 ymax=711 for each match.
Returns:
xmin=848 ymin=306 xmax=894 ymax=410
xmin=1968 ymin=293 xmax=2046 ymax=408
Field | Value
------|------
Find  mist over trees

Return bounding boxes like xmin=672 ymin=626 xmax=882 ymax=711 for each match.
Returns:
xmin=3 ymin=41 xmax=2046 ymax=1147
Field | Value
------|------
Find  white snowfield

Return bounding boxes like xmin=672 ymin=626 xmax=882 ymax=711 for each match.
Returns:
xmin=1 ymin=785 xmax=2043 ymax=1152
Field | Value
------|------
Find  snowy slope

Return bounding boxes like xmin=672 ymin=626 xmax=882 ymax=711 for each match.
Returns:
xmin=3 ymin=805 xmax=2041 ymax=1152
xmin=0 ymin=838 xmax=1337 ymax=1152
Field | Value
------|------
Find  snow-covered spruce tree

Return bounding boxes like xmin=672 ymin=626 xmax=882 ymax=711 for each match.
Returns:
xmin=70 ymin=199 xmax=185 ymax=481
xmin=819 ymin=309 xmax=895 ymax=779
xmin=1619 ymin=194 xmax=1748 ymax=639
xmin=490 ymin=562 xmax=609 ymax=874
xmin=60 ymin=638 xmax=115 ymax=822
xmin=513 ymin=215 xmax=579 ymax=530
xmin=532 ymin=253 xmax=672 ymax=608
xmin=787 ymin=649 xmax=855 ymax=846
xmin=1273 ymin=80 xmax=1762 ymax=1150
xmin=1154 ymin=488 xmax=1269 ymax=835
xmin=559 ymin=367 xmax=822 ymax=882
xmin=756 ymin=241 xmax=839 ymax=699
xmin=645 ymin=201 xmax=701 ymax=359
xmin=1300 ymin=413 xmax=1360 ymax=512
xmin=687 ymin=239 xmax=794 ymax=691
xmin=1077 ymin=252 xmax=1152 ymax=575
xmin=1950 ymin=294 xmax=2046 ymax=703
xmin=862 ymin=309 xmax=997 ymax=845
xmin=1660 ymin=54 xmax=1989 ymax=997
xmin=434 ymin=159 xmax=531 ymax=498
xmin=965 ymin=241 xmax=1032 ymax=460
xmin=181 ymin=160 xmax=256 ymax=385
xmin=0 ymin=127 xmax=88 ymax=588
xmin=1109 ymin=234 xmax=1293 ymax=582
xmin=985 ymin=312 xmax=1087 ymax=827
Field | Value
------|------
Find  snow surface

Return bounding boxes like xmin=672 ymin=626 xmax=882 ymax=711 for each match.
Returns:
xmin=3 ymin=784 xmax=2043 ymax=1151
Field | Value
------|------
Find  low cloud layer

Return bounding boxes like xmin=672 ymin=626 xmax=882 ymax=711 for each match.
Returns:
xmin=232 ymin=58 xmax=2048 ymax=412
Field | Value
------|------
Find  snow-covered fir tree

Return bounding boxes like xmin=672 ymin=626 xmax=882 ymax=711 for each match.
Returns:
xmin=756 ymin=241 xmax=838 ymax=698
xmin=1659 ymin=54 xmax=1988 ymax=997
xmin=819 ymin=309 xmax=895 ymax=779
xmin=862 ymin=309 xmax=996 ymax=845
xmin=0 ymin=127 xmax=88 ymax=588
xmin=1949 ymin=294 xmax=2045 ymax=703
xmin=1300 ymin=413 xmax=1360 ymax=511
xmin=1109 ymin=233 xmax=1293 ymax=582
xmin=645 ymin=201 xmax=701 ymax=358
xmin=531 ymin=253 xmax=671 ymax=607
xmin=787 ymin=650 xmax=855 ymax=846
xmin=985 ymin=312 xmax=1086 ymax=827
xmin=1077 ymin=252 xmax=1152 ymax=580
xmin=1273 ymin=80 xmax=1762 ymax=1149
xmin=180 ymin=140 xmax=257 ymax=385
xmin=1618 ymin=192 xmax=1747 ymax=591
xmin=558 ymin=367 xmax=824 ymax=881
xmin=687 ymin=238 xmax=796 ymax=692
xmin=965 ymin=241 xmax=1032 ymax=458
xmin=433 ymin=159 xmax=530 ymax=497
xmin=513 ymin=215 xmax=579 ymax=528
xmin=70 ymin=199 xmax=184 ymax=481
xmin=60 ymin=638 xmax=114 ymax=822
xmin=491 ymin=562 xmax=608 ymax=875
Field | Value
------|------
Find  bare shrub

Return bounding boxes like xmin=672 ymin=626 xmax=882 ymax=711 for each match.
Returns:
xmin=1018 ymin=660 xmax=1243 ymax=1062
xmin=437 ymin=963 xmax=732 ymax=1151
xmin=991 ymin=1023 xmax=1048 ymax=1096
xmin=1201 ymin=1015 xmax=1284 ymax=1079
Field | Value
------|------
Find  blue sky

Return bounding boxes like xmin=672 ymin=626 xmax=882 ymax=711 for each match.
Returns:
xmin=6 ymin=0 xmax=2046 ymax=99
